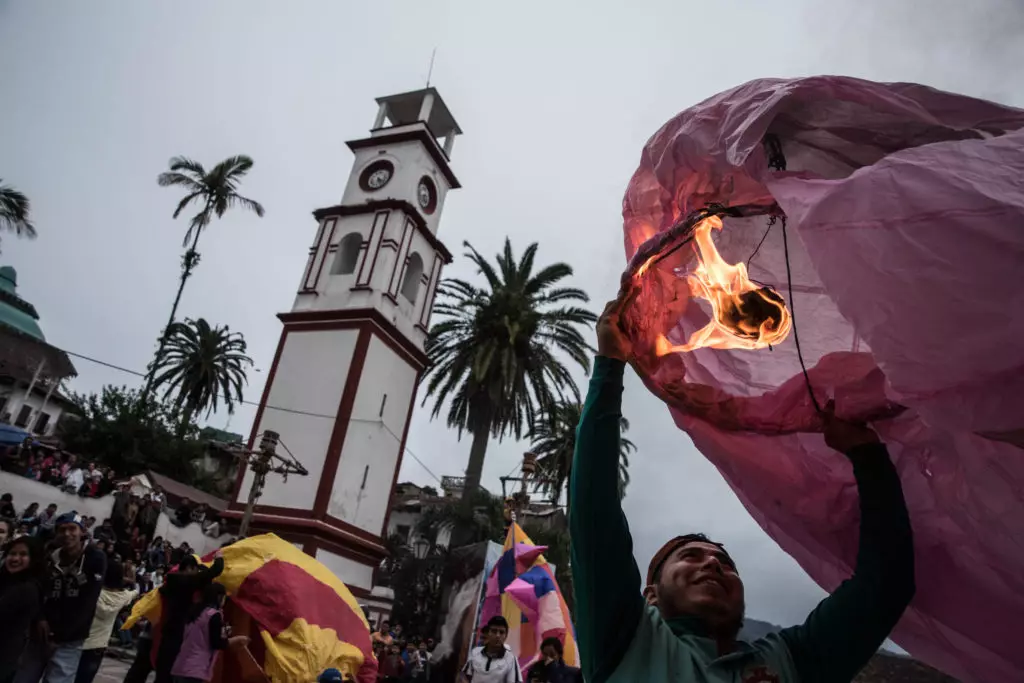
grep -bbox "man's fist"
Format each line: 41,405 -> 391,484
823,399 -> 880,453
596,289 -> 635,362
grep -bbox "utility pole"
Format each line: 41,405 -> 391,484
237,429 -> 308,538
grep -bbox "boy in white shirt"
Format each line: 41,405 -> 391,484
460,616 -> 522,683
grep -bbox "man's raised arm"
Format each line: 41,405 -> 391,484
781,403 -> 916,683
570,297 -> 645,683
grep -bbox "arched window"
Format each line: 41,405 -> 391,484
401,253 -> 424,304
332,232 -> 363,275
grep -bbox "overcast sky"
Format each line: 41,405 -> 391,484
2,0 -> 1022,629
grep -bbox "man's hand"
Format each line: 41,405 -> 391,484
823,399 -> 880,453
597,287 -> 636,362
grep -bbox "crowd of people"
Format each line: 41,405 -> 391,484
0,481 -> 238,683
1,443 -> 119,499
370,620 -> 435,682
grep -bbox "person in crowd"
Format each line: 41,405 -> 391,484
24,452 -> 41,480
124,495 -> 140,530
74,560 -> 138,683
191,503 -> 207,526
391,624 -> 404,642
0,493 -> 15,519
131,529 -> 148,556
80,517 -> 95,540
570,295 -> 916,683
35,503 -> 58,539
529,638 -> 580,683
147,536 -> 166,566
401,642 -> 422,681
123,620 -> 153,683
20,503 -> 40,533
460,616 -> 521,683
0,518 -> 12,550
34,450 -> 54,482
97,470 -> 116,497
16,512 -> 107,683
63,461 -> 84,495
416,642 -> 432,680
379,643 -> 405,683
154,553 -> 225,683
122,554 -> 137,590
0,535 -> 45,683
170,582 -> 249,683
372,620 -> 394,647
138,498 -> 160,540
150,487 -> 165,508
317,668 -> 344,683
93,519 -> 115,545
174,498 -> 193,527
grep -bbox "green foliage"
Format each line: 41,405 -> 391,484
151,318 -> 253,428
58,384 -> 206,485
0,179 -> 37,251
157,155 -> 265,248
415,490 -> 506,547
422,238 -> 597,506
530,400 -> 633,505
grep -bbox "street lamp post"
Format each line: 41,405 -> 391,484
237,429 -> 308,538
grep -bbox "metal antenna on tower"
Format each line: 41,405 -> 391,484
426,47 -> 437,87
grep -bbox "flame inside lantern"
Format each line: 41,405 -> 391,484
638,215 -> 792,356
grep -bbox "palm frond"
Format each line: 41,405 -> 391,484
0,181 -> 37,240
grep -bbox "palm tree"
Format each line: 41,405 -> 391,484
150,318 -> 253,431
146,155 -> 264,394
0,179 -> 37,251
422,238 -> 597,513
530,400 -> 634,506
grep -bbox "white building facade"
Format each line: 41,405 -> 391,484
224,89 -> 461,618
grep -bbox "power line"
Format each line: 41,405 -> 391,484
57,345 -> 444,484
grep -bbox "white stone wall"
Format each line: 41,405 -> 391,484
329,335 -> 417,536
315,547 -> 374,592
0,471 -> 229,554
236,328 -> 358,509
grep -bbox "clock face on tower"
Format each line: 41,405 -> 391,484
417,176 -> 438,214
358,160 -> 394,192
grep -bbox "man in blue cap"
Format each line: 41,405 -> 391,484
16,511 -> 107,683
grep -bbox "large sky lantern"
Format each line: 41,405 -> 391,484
619,76 -> 1024,683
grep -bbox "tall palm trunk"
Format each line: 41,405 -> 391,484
461,425 -> 491,506
142,210 -> 207,399
452,416 -> 492,547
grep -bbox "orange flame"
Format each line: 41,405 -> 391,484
641,216 -> 792,356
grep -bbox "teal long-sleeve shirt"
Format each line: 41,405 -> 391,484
569,356 -> 915,683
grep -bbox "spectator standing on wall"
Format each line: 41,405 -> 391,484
174,498 -> 193,527
63,462 -> 84,495
0,493 -> 15,519
15,512 -> 107,683
138,498 -> 160,540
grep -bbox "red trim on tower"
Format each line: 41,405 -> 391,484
309,218 -> 339,290
313,199 -> 452,264
278,309 -> 428,370
219,510 -> 386,565
380,371 -> 423,538
355,211 -> 389,287
313,327 -> 372,518
346,129 -> 461,189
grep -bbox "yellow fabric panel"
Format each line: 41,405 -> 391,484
260,618 -> 366,683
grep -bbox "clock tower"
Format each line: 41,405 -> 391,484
225,88 -> 461,618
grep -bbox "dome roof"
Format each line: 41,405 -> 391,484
0,266 -> 45,341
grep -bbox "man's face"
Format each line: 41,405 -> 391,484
381,622 -> 390,633
0,521 -> 10,545
485,625 -> 508,649
57,522 -> 84,550
541,645 -> 558,662
645,542 -> 745,630
46,505 -> 57,515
